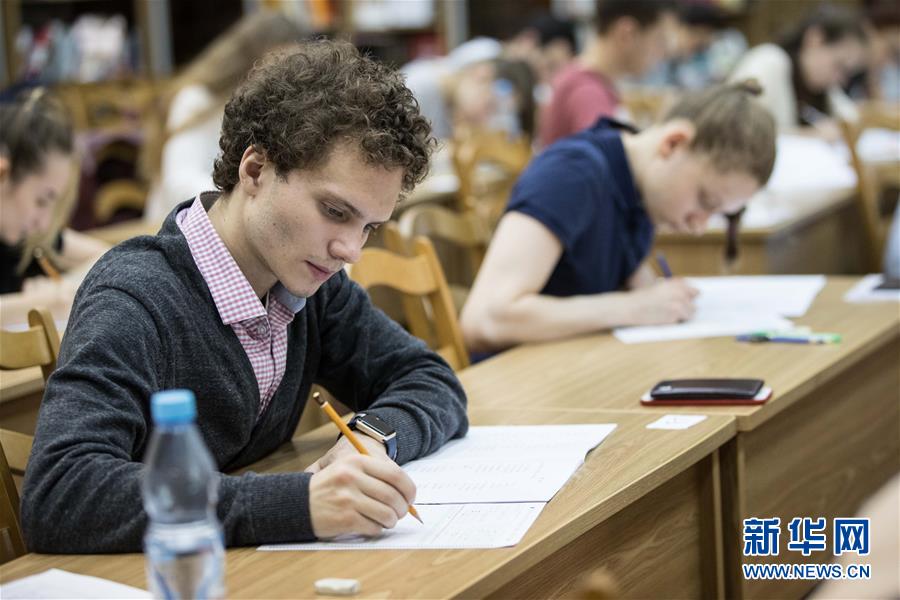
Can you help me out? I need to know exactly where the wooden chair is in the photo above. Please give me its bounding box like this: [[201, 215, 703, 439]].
[[452, 130, 532, 231], [395, 205, 490, 314], [0, 444, 27, 564], [350, 233, 469, 371], [840, 103, 900, 271], [93, 179, 149, 224], [620, 88, 674, 129], [0, 441, 26, 564], [0, 308, 61, 476]]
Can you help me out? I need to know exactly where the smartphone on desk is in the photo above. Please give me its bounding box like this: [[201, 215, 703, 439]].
[[640, 378, 771, 406]]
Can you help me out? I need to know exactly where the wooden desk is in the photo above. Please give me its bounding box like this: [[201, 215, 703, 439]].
[[461, 277, 900, 599], [0, 410, 736, 599], [654, 191, 867, 275]]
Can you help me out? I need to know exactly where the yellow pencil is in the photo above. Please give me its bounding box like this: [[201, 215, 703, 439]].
[[313, 392, 423, 524], [34, 247, 61, 281]]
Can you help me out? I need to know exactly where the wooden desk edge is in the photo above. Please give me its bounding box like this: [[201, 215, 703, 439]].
[[738, 323, 899, 431], [453, 413, 737, 598]]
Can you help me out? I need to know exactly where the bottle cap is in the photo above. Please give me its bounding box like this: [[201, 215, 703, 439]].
[[151, 389, 197, 425]]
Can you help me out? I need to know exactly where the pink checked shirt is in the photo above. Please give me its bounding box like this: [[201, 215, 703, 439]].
[[177, 194, 306, 417]]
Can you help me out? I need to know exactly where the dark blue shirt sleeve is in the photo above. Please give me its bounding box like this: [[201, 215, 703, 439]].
[[506, 146, 611, 253]]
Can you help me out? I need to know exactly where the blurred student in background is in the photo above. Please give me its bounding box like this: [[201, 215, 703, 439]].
[[461, 82, 775, 353], [729, 4, 868, 139], [142, 11, 307, 222], [505, 14, 577, 98], [538, 0, 676, 147], [0, 89, 107, 321], [863, 0, 900, 102], [641, 1, 746, 91], [402, 37, 503, 141]]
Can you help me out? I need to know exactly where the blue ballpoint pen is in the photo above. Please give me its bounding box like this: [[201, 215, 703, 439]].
[[656, 253, 673, 278]]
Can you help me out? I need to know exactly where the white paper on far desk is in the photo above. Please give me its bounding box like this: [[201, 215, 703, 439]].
[[408, 424, 616, 504], [260, 503, 545, 551], [614, 308, 793, 344], [0, 569, 150, 599], [613, 276, 826, 344], [844, 274, 900, 303], [688, 276, 826, 317]]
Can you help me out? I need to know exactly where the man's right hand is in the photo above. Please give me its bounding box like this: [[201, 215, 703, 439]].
[[308, 453, 416, 539], [629, 278, 698, 325]]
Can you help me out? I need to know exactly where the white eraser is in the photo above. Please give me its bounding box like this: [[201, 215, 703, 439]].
[[314, 578, 360, 596]]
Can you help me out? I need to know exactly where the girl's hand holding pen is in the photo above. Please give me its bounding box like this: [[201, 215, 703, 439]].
[[630, 278, 698, 325]]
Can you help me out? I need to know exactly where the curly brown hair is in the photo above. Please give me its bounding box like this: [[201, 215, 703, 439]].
[[212, 39, 435, 194]]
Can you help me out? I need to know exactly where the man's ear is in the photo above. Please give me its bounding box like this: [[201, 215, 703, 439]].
[[237, 146, 266, 196], [656, 119, 696, 158], [0, 155, 10, 184]]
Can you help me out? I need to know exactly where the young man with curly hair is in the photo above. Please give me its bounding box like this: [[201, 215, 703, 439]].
[[21, 40, 469, 552]]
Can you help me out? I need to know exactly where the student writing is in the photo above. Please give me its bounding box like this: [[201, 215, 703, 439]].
[[461, 81, 776, 353], [21, 40, 468, 553]]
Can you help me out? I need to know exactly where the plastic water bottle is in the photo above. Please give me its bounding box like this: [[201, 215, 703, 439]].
[[142, 389, 225, 599]]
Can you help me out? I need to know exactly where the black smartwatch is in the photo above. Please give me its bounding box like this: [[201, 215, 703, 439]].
[[348, 412, 398, 461]]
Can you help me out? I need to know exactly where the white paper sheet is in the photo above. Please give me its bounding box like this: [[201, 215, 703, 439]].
[[614, 308, 793, 344], [646, 415, 708, 430], [0, 569, 150, 599], [844, 274, 900, 303], [407, 424, 616, 504], [835, 128, 900, 164], [688, 275, 826, 317], [613, 276, 825, 344], [259, 503, 546, 551], [257, 426, 616, 552]]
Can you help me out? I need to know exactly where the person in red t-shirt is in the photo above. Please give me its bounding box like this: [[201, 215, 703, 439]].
[[539, 0, 677, 147]]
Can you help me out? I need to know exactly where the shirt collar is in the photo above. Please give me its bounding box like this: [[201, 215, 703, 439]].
[[177, 193, 306, 325], [272, 283, 306, 314], [587, 117, 643, 217]]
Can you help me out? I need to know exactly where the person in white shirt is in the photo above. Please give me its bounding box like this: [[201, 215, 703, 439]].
[[142, 12, 307, 222], [729, 5, 868, 140]]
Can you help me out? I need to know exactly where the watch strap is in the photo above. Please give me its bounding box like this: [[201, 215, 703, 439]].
[[348, 414, 398, 461]]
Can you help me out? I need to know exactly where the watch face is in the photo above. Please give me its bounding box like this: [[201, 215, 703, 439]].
[[356, 413, 395, 438]]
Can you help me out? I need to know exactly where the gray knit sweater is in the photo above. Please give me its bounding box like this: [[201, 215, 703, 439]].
[[20, 204, 468, 553]]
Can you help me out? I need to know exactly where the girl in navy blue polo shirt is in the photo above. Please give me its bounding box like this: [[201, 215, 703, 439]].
[[461, 81, 776, 352]]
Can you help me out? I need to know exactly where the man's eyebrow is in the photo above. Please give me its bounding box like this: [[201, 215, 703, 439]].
[[318, 191, 364, 220], [318, 190, 396, 224]]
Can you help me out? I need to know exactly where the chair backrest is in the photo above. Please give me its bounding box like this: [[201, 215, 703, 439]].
[[0, 308, 60, 383], [0, 308, 61, 474], [350, 234, 469, 371], [396, 205, 490, 315], [452, 130, 532, 230], [620, 88, 672, 129], [840, 104, 900, 271], [0, 440, 26, 564]]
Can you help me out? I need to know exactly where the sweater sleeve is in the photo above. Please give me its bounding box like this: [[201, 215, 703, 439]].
[[20, 286, 315, 552], [312, 271, 469, 465]]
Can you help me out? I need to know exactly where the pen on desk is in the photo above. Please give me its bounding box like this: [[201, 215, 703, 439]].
[[313, 392, 423, 524], [655, 253, 673, 279], [736, 331, 842, 344], [33, 247, 62, 281]]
